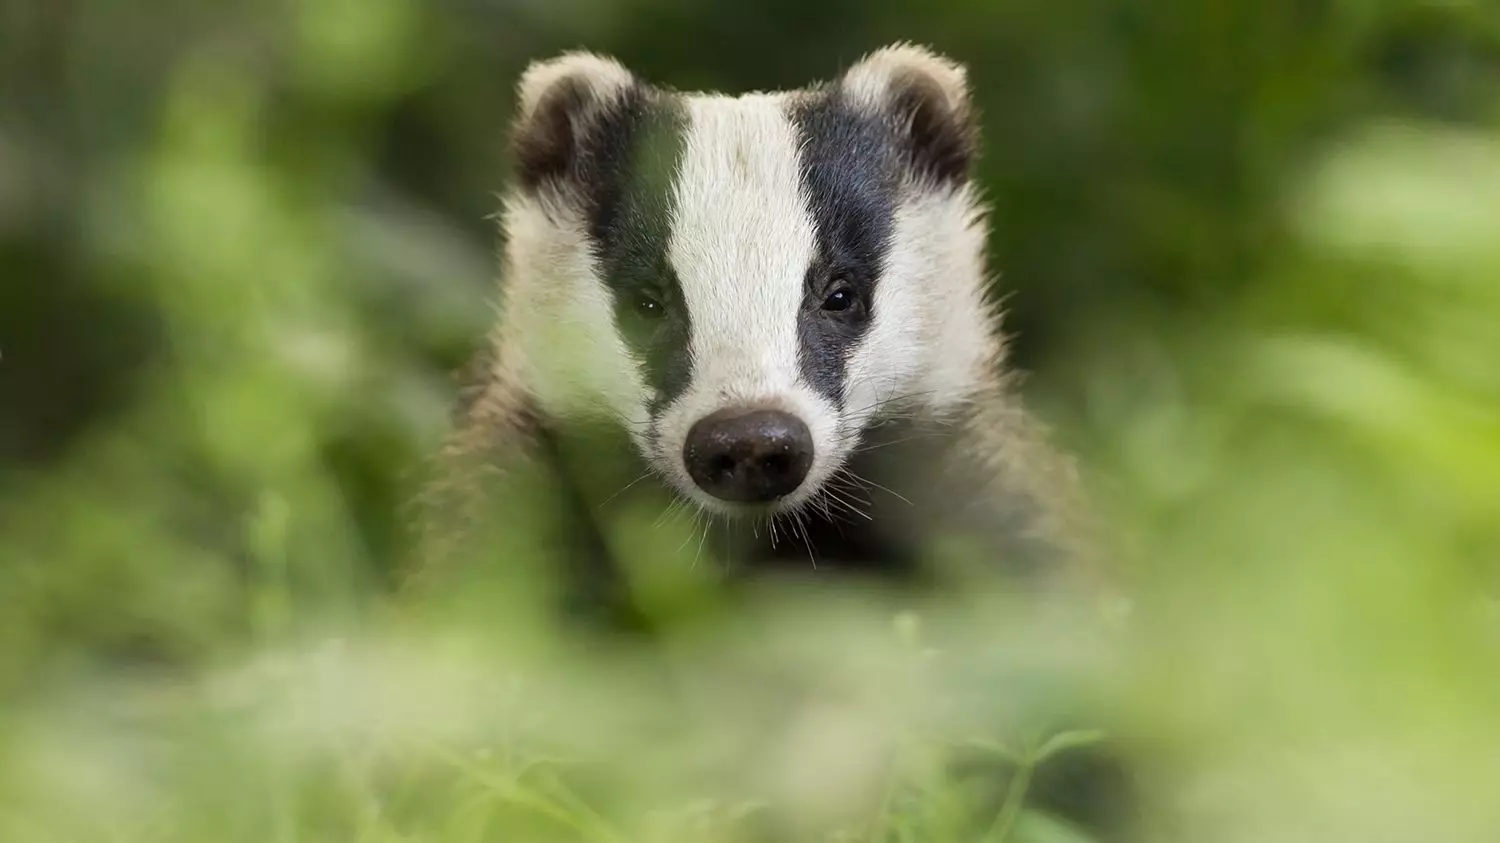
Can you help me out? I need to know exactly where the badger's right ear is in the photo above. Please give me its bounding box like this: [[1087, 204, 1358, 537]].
[[510, 52, 641, 194]]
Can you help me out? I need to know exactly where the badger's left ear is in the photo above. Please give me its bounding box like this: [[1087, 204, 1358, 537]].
[[839, 43, 979, 185]]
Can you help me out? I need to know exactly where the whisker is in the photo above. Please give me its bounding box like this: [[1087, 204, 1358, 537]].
[[792, 510, 817, 570], [653, 497, 687, 530], [692, 514, 711, 570], [823, 496, 850, 541], [844, 471, 914, 508], [598, 471, 653, 509], [676, 508, 705, 556], [819, 482, 873, 522], [854, 432, 951, 454], [843, 388, 940, 421]]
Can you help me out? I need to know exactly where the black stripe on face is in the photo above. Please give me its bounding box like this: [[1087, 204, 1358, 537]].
[[787, 88, 899, 408], [571, 89, 693, 417]]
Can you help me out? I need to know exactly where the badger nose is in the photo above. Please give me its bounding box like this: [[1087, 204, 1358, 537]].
[[683, 408, 814, 503]]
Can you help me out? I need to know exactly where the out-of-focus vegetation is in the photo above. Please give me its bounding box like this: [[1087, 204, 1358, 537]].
[[3, 0, 1500, 840]]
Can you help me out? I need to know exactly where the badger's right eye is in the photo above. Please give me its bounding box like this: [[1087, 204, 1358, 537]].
[[634, 293, 666, 319]]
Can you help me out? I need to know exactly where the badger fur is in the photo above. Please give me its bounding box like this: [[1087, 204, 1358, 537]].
[[413, 43, 1103, 613], [408, 43, 1131, 839]]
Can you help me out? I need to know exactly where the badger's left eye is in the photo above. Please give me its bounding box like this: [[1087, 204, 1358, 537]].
[[821, 288, 855, 312]]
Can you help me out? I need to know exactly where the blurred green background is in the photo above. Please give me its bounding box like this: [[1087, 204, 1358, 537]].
[[3, 0, 1500, 841]]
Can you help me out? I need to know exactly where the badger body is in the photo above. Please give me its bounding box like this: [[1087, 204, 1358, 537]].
[[415, 44, 1098, 612]]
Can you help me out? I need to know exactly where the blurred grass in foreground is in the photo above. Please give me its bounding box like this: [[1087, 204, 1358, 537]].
[[3, 1, 1500, 840]]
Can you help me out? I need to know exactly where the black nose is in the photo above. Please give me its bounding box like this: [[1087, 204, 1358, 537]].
[[683, 408, 814, 503]]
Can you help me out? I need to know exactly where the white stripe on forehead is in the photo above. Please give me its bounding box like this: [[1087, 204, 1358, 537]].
[[669, 94, 816, 400]]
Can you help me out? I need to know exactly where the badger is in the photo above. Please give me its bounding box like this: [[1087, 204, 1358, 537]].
[[412, 43, 1106, 620], [407, 42, 1131, 838]]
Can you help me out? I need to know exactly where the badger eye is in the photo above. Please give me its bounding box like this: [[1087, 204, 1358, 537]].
[[635, 293, 666, 319], [821, 287, 856, 313]]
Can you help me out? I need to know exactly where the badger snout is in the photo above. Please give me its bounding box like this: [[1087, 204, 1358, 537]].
[[682, 407, 814, 503]]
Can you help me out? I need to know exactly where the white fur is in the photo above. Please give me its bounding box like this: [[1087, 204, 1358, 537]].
[[496, 195, 653, 437], [841, 43, 969, 119], [501, 48, 648, 425], [843, 184, 999, 427], [515, 52, 635, 124], [653, 93, 844, 515]]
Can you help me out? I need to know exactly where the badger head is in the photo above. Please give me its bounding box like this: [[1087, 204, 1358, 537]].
[[494, 44, 1005, 519]]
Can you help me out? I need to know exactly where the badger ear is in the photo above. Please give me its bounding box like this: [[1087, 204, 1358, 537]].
[[839, 43, 978, 184], [510, 52, 641, 193]]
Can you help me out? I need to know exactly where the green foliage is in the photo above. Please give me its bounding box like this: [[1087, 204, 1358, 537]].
[[2, 0, 1499, 840]]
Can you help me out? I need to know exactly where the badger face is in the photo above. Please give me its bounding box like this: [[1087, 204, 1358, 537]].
[[498, 44, 1000, 518]]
